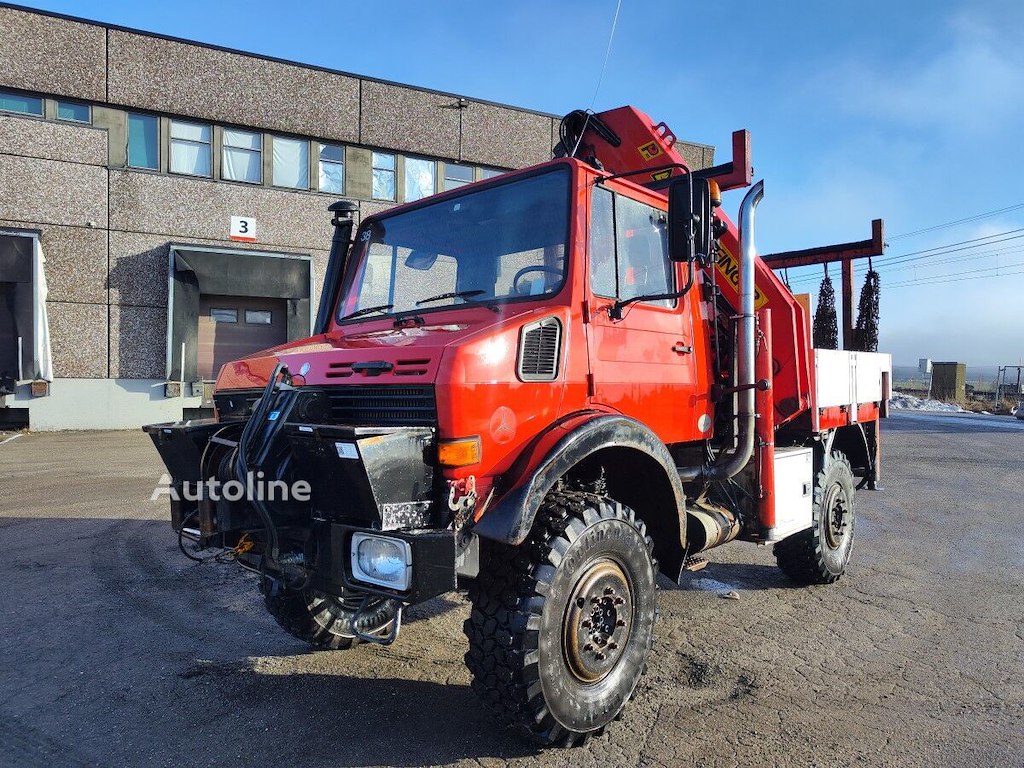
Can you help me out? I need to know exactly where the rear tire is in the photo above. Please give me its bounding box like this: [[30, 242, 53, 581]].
[[464, 489, 657, 746], [774, 451, 856, 584], [263, 586, 398, 650]]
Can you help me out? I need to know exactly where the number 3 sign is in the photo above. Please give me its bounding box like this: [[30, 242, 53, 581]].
[[230, 216, 257, 242]]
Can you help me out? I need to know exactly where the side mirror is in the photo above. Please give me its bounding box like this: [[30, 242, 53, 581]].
[[668, 176, 712, 262]]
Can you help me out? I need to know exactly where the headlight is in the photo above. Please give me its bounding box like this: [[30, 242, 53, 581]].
[[351, 533, 412, 591]]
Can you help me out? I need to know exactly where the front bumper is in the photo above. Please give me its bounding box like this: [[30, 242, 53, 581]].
[[144, 410, 458, 606], [315, 523, 456, 604]]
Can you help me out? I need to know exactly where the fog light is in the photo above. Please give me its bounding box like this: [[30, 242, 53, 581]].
[[351, 533, 412, 591]]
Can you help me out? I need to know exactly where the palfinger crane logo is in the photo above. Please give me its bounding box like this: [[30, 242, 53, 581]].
[[637, 140, 662, 162]]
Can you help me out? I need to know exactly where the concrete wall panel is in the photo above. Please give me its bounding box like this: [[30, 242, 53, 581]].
[[0, 115, 107, 166], [0, 7, 106, 102], [107, 30, 360, 143], [461, 103, 552, 169], [108, 170, 340, 251], [360, 81, 460, 159], [0, 154, 107, 228], [6, 222, 107, 304], [47, 301, 107, 378], [109, 303, 166, 379], [16, 378, 201, 431]]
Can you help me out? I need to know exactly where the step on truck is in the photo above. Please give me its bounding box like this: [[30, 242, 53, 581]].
[[145, 105, 891, 746]]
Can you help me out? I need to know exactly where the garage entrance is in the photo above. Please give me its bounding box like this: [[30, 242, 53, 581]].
[[197, 294, 288, 380], [166, 245, 312, 384]]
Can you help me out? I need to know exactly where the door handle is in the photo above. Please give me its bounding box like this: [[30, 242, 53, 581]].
[[672, 343, 693, 354]]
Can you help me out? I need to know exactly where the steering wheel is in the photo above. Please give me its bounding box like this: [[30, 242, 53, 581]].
[[512, 266, 561, 295]]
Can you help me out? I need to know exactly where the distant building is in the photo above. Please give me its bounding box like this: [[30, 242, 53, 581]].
[[0, 3, 713, 430], [931, 362, 967, 402]]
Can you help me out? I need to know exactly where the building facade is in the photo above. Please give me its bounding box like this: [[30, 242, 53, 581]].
[[0, 3, 714, 430]]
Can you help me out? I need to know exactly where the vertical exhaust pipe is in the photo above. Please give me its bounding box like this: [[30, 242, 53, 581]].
[[679, 180, 765, 483]]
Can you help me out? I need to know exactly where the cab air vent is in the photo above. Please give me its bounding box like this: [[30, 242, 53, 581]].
[[517, 317, 561, 382]]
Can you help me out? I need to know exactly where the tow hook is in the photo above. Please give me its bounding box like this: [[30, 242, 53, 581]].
[[351, 597, 404, 646], [448, 475, 478, 515]]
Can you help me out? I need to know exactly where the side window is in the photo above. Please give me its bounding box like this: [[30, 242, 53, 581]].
[[614, 195, 674, 308], [127, 113, 158, 170], [589, 187, 617, 298]]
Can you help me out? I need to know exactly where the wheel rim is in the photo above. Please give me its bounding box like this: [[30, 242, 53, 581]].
[[822, 482, 851, 550], [562, 558, 632, 684]]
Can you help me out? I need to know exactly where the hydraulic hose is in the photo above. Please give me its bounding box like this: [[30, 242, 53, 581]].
[[679, 180, 765, 484], [234, 363, 289, 570]]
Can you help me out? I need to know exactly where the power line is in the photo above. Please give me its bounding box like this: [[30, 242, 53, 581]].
[[885, 265, 1024, 289], [888, 202, 1024, 241], [779, 228, 1024, 287], [783, 244, 1024, 288]]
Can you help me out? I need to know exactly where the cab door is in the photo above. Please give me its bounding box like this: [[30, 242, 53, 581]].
[[585, 184, 710, 444]]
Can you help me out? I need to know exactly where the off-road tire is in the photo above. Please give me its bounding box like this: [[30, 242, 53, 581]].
[[464, 489, 657, 747], [774, 451, 856, 584], [263, 586, 398, 650]]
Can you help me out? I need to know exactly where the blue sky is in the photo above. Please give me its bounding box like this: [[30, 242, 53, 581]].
[[19, 0, 1024, 365]]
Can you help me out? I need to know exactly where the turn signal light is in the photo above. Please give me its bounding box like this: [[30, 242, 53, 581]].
[[437, 437, 481, 467], [709, 179, 722, 208]]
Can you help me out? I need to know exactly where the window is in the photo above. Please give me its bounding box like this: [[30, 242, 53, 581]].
[[589, 188, 674, 308], [127, 113, 158, 170], [245, 309, 272, 325], [0, 90, 43, 116], [221, 129, 261, 183], [615, 195, 674, 308], [56, 101, 90, 123], [590, 187, 617, 298], [340, 168, 570, 320], [481, 168, 504, 180], [444, 163, 474, 191], [170, 120, 212, 177], [210, 308, 237, 323], [318, 143, 345, 194], [272, 136, 309, 189], [371, 152, 396, 201], [404, 158, 436, 202]]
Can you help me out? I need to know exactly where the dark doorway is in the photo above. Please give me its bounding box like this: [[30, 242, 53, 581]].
[[197, 294, 288, 380]]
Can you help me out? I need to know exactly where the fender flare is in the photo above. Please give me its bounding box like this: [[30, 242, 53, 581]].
[[472, 413, 688, 550]]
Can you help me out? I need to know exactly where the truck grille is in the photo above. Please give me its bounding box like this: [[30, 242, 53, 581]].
[[325, 385, 437, 427], [215, 385, 437, 427]]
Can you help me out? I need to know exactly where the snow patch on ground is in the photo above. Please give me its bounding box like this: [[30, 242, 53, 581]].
[[889, 392, 966, 412]]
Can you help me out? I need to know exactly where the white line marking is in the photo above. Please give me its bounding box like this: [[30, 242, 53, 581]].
[[0, 433, 23, 445]]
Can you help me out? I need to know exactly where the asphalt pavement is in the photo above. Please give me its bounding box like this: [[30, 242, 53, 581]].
[[0, 413, 1021, 767]]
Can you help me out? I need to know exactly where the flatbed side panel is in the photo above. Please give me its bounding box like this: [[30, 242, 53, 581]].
[[814, 350, 892, 410]]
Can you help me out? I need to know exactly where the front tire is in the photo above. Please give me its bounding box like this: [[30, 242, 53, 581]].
[[263, 586, 399, 650], [464, 490, 657, 746], [774, 451, 856, 584]]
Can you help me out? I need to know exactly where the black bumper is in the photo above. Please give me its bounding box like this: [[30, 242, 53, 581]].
[[317, 523, 456, 604]]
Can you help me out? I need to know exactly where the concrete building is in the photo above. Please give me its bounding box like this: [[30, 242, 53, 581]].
[[0, 3, 714, 430]]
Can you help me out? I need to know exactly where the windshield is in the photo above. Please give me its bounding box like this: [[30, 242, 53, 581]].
[[337, 167, 570, 322]]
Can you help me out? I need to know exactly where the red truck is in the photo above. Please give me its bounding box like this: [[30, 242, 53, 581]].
[[146, 106, 891, 746]]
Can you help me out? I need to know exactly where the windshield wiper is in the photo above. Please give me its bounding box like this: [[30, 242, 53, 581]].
[[339, 303, 394, 321], [416, 290, 487, 307]]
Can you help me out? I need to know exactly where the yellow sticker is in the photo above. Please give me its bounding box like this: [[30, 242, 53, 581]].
[[715, 245, 769, 310], [638, 140, 663, 162], [650, 169, 672, 182]]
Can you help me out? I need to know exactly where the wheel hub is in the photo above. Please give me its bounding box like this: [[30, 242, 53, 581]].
[[562, 559, 632, 683], [823, 483, 850, 550]]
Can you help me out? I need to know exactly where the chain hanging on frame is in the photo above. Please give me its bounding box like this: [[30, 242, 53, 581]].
[[853, 256, 881, 352], [813, 264, 839, 349]]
